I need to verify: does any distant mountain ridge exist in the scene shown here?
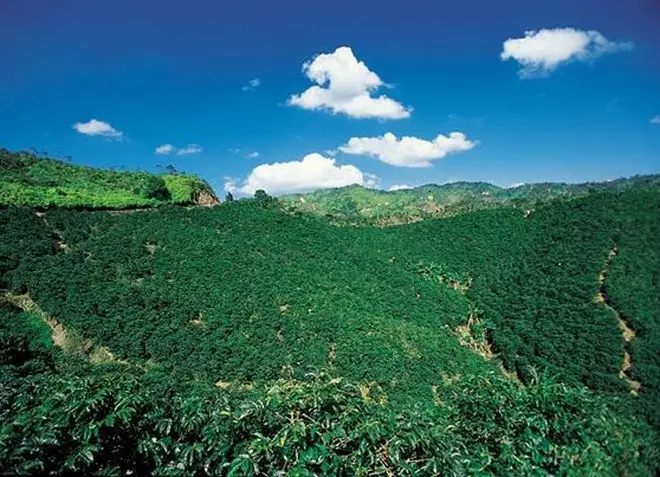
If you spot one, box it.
[281,174,660,225]
[0,148,218,209]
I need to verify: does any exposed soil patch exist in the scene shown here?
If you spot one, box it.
[597,246,641,394]
[421,200,444,215]
[3,292,71,349]
[35,211,68,252]
[145,242,159,255]
[454,311,522,384]
[189,312,207,329]
[375,215,423,227]
[620,352,642,394]
[107,208,153,216]
[455,313,493,360]
[327,342,336,366]
[1,291,125,364]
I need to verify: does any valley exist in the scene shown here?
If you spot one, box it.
[1,153,659,474]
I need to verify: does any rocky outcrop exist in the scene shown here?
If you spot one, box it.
[193,186,220,206]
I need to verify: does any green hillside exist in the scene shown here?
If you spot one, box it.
[0,149,218,209]
[281,175,660,224]
[1,175,660,473]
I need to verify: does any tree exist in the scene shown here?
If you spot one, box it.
[254,189,269,201]
[225,191,234,203]
[254,189,277,208]
[140,177,171,201]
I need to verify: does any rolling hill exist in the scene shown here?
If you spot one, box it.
[0,149,218,209]
[1,158,659,474]
[281,175,660,225]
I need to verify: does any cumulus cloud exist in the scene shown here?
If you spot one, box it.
[363,173,379,188]
[501,28,633,78]
[242,78,261,91]
[388,184,412,191]
[288,46,411,119]
[230,153,369,195]
[651,115,660,124]
[223,176,239,193]
[155,144,203,155]
[155,144,175,155]
[340,131,477,168]
[72,119,123,139]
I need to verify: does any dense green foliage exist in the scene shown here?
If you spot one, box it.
[0,149,216,208]
[380,187,660,425]
[605,200,660,426]
[281,175,660,225]
[0,302,54,376]
[1,171,660,473]
[0,207,54,288]
[3,202,495,404]
[1,350,656,475]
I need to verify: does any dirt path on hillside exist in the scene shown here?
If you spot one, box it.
[1,291,125,364]
[597,247,641,395]
[35,211,68,251]
[455,311,522,384]
[3,292,71,349]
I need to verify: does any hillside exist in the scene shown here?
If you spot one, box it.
[0,149,218,209]
[281,175,660,224]
[1,179,660,474]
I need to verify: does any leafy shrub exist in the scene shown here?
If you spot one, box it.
[0,364,656,475]
[139,177,171,201]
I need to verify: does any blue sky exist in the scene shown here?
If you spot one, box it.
[1,0,659,195]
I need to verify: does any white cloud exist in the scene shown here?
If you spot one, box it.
[155,144,175,155]
[246,151,260,158]
[154,143,202,155]
[388,184,411,191]
[223,176,238,193]
[242,78,261,91]
[363,173,379,188]
[501,28,633,78]
[232,153,369,195]
[508,182,526,188]
[228,148,241,154]
[72,119,123,139]
[176,144,202,155]
[340,131,477,168]
[651,115,660,124]
[288,46,411,119]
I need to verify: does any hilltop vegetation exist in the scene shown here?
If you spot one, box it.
[1,173,660,473]
[2,202,495,404]
[0,149,218,209]
[281,175,660,224]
